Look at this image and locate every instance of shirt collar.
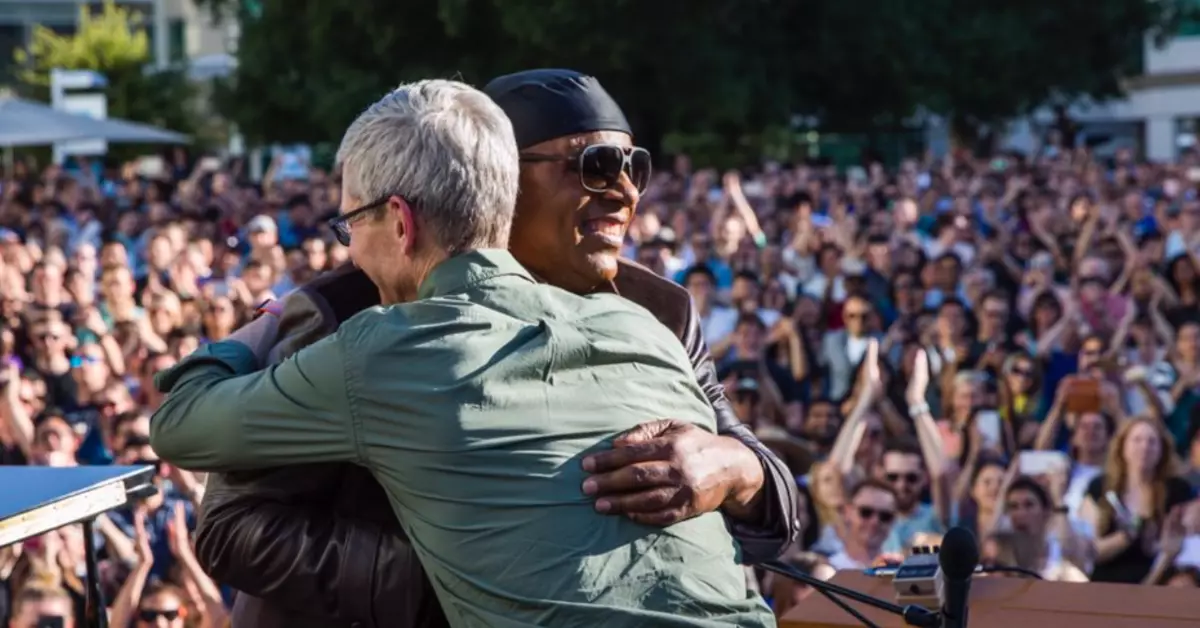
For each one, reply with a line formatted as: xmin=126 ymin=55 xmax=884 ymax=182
xmin=416 ymin=249 xmax=535 ymax=299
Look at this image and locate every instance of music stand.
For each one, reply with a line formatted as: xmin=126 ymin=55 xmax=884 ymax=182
xmin=0 ymin=465 xmax=156 ymax=628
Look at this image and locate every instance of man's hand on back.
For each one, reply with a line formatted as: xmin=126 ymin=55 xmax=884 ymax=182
xmin=580 ymin=419 xmax=765 ymax=526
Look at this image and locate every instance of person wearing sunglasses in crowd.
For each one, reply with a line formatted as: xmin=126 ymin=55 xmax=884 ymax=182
xmin=828 ymin=479 xmax=900 ymax=570
xmin=182 ymin=72 xmax=796 ymax=628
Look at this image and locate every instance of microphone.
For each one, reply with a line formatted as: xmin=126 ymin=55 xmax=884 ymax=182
xmin=938 ymin=526 xmax=980 ymax=628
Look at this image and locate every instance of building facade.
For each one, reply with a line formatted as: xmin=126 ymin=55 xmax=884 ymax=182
xmin=0 ymin=0 xmax=233 ymax=83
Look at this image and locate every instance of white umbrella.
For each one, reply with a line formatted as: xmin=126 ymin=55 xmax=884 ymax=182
xmin=0 ymin=96 xmax=189 ymax=147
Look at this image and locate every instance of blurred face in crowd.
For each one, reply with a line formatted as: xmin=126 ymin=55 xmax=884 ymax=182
xmin=100 ymin=266 xmax=135 ymax=304
xmin=135 ymin=588 xmax=186 ymax=628
xmin=65 ymin=269 xmax=94 ymax=306
xmin=302 ymin=237 xmax=328 ymax=271
xmin=32 ymin=414 xmax=78 ymax=467
xmin=1077 ymin=337 xmax=1105 ymax=373
xmin=1031 ymin=297 xmax=1061 ymax=334
xmin=844 ymin=485 xmax=896 ymax=552
xmin=716 ymin=216 xmax=745 ymax=256
xmin=970 ymin=462 xmax=1005 ymax=513
xmin=1122 ymin=420 xmax=1163 ymax=475
xmin=933 ymin=256 xmax=960 ymax=289
xmin=842 ymin=295 xmax=871 ymax=337
xmin=100 ymin=241 xmax=129 ymax=268
xmin=30 ymin=319 xmax=69 ymax=360
xmin=1072 ymin=411 xmax=1111 ymax=459
xmin=72 ymin=342 xmax=109 ymax=395
xmin=9 ymin=590 xmax=75 ymax=628
xmin=952 ymin=378 xmax=983 ymax=424
xmin=684 ymin=271 xmax=717 ymax=309
xmin=1004 ymin=357 xmax=1036 ymax=395
xmin=1005 ymin=487 xmax=1047 ymax=535
xmin=936 ymin=302 xmax=966 ymax=341
xmin=241 ymin=262 xmax=274 ymax=296
xmin=978 ymin=295 xmax=1008 ymax=340
xmin=31 ymin=263 xmax=64 ymax=305
xmin=148 ymin=234 xmax=174 ymax=272
xmin=510 ymin=131 xmax=641 ymax=295
xmin=1177 ymin=322 xmax=1200 ymax=363
xmin=803 ymin=400 xmax=841 ymax=445
xmin=731 ymin=275 xmax=760 ymax=311
xmin=147 ymin=293 xmax=182 ymax=337
xmin=734 ymin=318 xmax=764 ymax=355
xmin=202 ymin=297 xmax=236 ymax=338
xmin=883 ymin=452 xmax=926 ymax=513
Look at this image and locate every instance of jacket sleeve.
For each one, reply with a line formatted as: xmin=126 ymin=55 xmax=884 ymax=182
xmin=682 ymin=299 xmax=800 ymax=562
xmin=191 ymin=272 xmax=408 ymax=627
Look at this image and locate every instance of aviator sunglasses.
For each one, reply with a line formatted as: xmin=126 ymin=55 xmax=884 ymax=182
xmin=520 ymin=144 xmax=652 ymax=194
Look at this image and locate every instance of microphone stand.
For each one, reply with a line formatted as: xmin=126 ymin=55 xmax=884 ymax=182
xmin=761 ymin=560 xmax=941 ymax=628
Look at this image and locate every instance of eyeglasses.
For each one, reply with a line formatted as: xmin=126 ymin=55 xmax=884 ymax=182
xmin=1010 ymin=368 xmax=1033 ymax=378
xmin=69 ymin=355 xmax=102 ymax=368
xmin=855 ymin=505 xmax=896 ymax=524
xmin=519 ymin=144 xmax=652 ymax=194
xmin=137 ymin=608 xmax=180 ymax=622
xmin=326 ymin=197 xmax=394 ymax=246
xmin=886 ymin=472 xmax=922 ymax=486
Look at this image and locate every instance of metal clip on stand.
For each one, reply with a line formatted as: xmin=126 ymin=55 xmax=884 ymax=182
xmin=0 ymin=466 xmax=157 ymax=628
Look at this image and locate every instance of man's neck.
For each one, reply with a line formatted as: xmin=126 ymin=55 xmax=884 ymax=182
xmin=380 ymin=250 xmax=450 ymax=305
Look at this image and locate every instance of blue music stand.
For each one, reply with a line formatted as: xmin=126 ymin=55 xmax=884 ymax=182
xmin=0 ymin=465 xmax=156 ymax=628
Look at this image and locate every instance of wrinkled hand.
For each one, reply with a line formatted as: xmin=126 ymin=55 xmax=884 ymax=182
xmin=580 ymin=419 xmax=763 ymax=526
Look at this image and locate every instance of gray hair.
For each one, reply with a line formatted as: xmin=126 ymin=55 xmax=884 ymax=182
xmin=336 ymin=79 xmax=519 ymax=253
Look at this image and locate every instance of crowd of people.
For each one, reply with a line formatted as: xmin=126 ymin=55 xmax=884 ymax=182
xmin=2 ymin=137 xmax=1200 ymax=626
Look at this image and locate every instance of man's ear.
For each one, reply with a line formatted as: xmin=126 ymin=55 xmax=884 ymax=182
xmin=391 ymin=195 xmax=418 ymax=254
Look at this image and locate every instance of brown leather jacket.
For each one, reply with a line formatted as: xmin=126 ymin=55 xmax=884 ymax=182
xmin=194 ymin=260 xmax=799 ymax=628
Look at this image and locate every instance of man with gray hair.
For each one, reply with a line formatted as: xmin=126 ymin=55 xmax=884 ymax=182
xmin=150 ymin=79 xmax=775 ymax=626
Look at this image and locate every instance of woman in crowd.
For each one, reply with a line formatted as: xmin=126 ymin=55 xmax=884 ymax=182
xmin=1081 ymin=418 xmax=1193 ymax=583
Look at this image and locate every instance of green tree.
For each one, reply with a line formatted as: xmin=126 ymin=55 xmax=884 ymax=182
xmin=14 ymin=0 xmax=199 ymax=136
xmin=204 ymin=0 xmax=803 ymax=156
xmin=911 ymin=0 xmax=1194 ymax=144
xmin=200 ymin=0 xmax=1194 ymax=158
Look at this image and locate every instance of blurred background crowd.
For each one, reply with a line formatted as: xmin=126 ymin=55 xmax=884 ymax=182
xmin=7 ymin=0 xmax=1200 ymax=627
xmin=6 ymin=139 xmax=1200 ymax=626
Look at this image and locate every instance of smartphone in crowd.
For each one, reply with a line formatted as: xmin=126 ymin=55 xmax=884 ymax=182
xmin=974 ymin=409 xmax=1002 ymax=449
xmin=1018 ymin=451 xmax=1069 ymax=477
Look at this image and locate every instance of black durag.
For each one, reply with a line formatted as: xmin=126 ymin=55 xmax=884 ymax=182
xmin=483 ymin=69 xmax=632 ymax=149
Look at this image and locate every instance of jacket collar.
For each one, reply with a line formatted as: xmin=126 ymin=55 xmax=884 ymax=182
xmin=416 ymin=249 xmax=535 ymax=299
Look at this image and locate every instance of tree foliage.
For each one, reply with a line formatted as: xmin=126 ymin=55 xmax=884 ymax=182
xmin=199 ymin=0 xmax=1196 ymax=153
xmin=13 ymin=0 xmax=199 ymax=135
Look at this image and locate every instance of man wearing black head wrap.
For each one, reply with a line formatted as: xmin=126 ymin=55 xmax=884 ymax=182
xmin=193 ymin=69 xmax=796 ymax=628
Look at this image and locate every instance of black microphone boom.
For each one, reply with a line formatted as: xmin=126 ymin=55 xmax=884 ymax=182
xmin=938 ymin=526 xmax=980 ymax=628
xmin=760 ymin=560 xmax=940 ymax=628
